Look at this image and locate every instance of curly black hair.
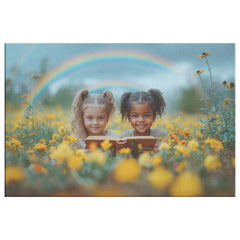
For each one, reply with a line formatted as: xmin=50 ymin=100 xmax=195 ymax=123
xmin=120 ymin=89 xmax=166 ymax=121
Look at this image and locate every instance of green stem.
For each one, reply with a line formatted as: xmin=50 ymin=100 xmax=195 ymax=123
xmin=204 ymin=56 xmax=213 ymax=87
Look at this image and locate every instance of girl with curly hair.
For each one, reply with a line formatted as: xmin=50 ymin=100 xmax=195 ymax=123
xmin=71 ymin=89 xmax=118 ymax=148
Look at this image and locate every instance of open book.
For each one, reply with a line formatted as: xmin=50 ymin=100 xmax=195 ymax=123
xmin=85 ymin=135 xmax=157 ymax=153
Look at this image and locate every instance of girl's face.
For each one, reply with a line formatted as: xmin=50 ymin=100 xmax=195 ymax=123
xmin=83 ymin=106 xmax=109 ymax=136
xmin=128 ymin=102 xmax=156 ymax=136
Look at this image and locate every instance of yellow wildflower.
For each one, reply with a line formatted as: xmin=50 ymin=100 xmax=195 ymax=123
xmin=89 ymin=142 xmax=98 ymax=151
xmin=50 ymin=143 xmax=73 ymax=163
xmin=147 ymin=166 xmax=174 ymax=190
xmin=159 ymin=142 xmax=170 ymax=151
xmin=199 ymin=51 xmax=210 ymax=58
xmin=204 ymin=137 xmax=223 ymax=152
xmin=100 ymin=139 xmax=112 ymax=150
xmin=187 ymin=139 xmax=199 ymax=152
xmin=176 ymin=116 xmax=182 ymax=122
xmin=204 ymin=155 xmax=222 ymax=171
xmin=21 ymin=94 xmax=28 ymax=98
xmin=58 ymin=126 xmax=65 ymax=134
xmin=225 ymin=97 xmax=231 ymax=102
xmin=28 ymin=150 xmax=36 ymax=163
xmin=232 ymin=157 xmax=235 ymax=167
xmin=226 ymin=83 xmax=230 ymax=88
xmin=46 ymin=113 xmax=56 ymax=120
xmin=175 ymin=161 xmax=186 ymax=173
xmin=139 ymin=152 xmax=152 ymax=167
xmin=5 ymin=165 xmax=25 ymax=185
xmin=169 ymin=171 xmax=203 ymax=196
xmin=57 ymin=121 xmax=65 ymax=128
xmin=196 ymin=131 xmax=203 ymax=139
xmin=194 ymin=69 xmax=204 ymax=75
xmin=63 ymin=135 xmax=78 ymax=144
xmin=33 ymin=163 xmax=48 ymax=174
xmin=87 ymin=149 xmax=107 ymax=165
xmin=113 ymin=158 xmax=141 ymax=183
xmin=67 ymin=155 xmax=83 ymax=170
xmin=174 ymin=145 xmax=190 ymax=157
xmin=152 ymin=155 xmax=162 ymax=167
xmin=6 ymin=138 xmax=22 ymax=151
xmin=75 ymin=149 xmax=87 ymax=161
xmin=230 ymin=82 xmax=235 ymax=90
xmin=118 ymin=147 xmax=131 ymax=154
xmin=33 ymin=142 xmax=48 ymax=152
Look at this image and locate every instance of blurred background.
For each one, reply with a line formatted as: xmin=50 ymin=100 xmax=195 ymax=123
xmin=5 ymin=43 xmax=235 ymax=114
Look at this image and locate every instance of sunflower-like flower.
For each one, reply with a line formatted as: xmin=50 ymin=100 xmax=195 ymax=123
xmin=222 ymin=81 xmax=227 ymax=86
xmin=199 ymin=51 xmax=210 ymax=58
xmin=193 ymin=69 xmax=204 ymax=76
xmin=230 ymin=82 xmax=235 ymax=90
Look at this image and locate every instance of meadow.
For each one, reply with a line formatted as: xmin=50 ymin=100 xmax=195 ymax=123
xmin=5 ymin=51 xmax=235 ymax=196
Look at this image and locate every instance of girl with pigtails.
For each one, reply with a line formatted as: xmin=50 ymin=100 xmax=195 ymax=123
xmin=70 ymin=89 xmax=119 ymax=148
xmin=120 ymin=89 xmax=168 ymax=148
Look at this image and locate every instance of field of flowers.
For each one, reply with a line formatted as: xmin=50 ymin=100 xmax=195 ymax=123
xmin=5 ymin=52 xmax=235 ymax=196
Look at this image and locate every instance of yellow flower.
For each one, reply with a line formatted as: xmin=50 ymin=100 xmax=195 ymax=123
xmin=63 ymin=135 xmax=78 ymax=144
xmin=230 ymin=82 xmax=235 ymax=90
xmin=232 ymin=157 xmax=235 ymax=167
xmin=33 ymin=163 xmax=48 ymax=174
xmin=176 ymin=116 xmax=182 ymax=122
xmin=225 ymin=97 xmax=231 ymax=102
xmin=138 ymin=152 xmax=152 ymax=167
xmin=196 ymin=131 xmax=203 ymax=139
xmin=118 ymin=147 xmax=131 ymax=154
xmin=100 ymin=139 xmax=112 ymax=150
xmin=169 ymin=171 xmax=203 ymax=196
xmin=174 ymin=145 xmax=190 ymax=157
xmin=187 ymin=139 xmax=199 ymax=152
xmin=6 ymin=138 xmax=22 ymax=151
xmin=199 ymin=51 xmax=210 ymax=58
xmin=175 ymin=161 xmax=186 ymax=173
xmin=152 ymin=155 xmax=162 ymax=167
xmin=21 ymin=94 xmax=28 ymax=98
xmin=113 ymin=158 xmax=141 ymax=183
xmin=147 ymin=166 xmax=174 ymax=190
xmin=28 ymin=150 xmax=36 ymax=163
xmin=138 ymin=144 xmax=142 ymax=150
xmin=204 ymin=137 xmax=223 ymax=152
xmin=222 ymin=81 xmax=227 ymax=86
xmin=67 ymin=155 xmax=83 ymax=170
xmin=46 ymin=113 xmax=56 ymax=120
xmin=89 ymin=142 xmax=98 ymax=151
xmin=33 ymin=142 xmax=48 ymax=151
xmin=50 ymin=143 xmax=73 ymax=163
xmin=87 ymin=149 xmax=107 ymax=165
xmin=204 ymin=155 xmax=222 ymax=171
xmin=58 ymin=126 xmax=65 ymax=134
xmin=75 ymin=149 xmax=87 ymax=161
xmin=159 ymin=142 xmax=170 ymax=151
xmin=5 ymin=165 xmax=25 ymax=185
xmin=194 ymin=69 xmax=204 ymax=75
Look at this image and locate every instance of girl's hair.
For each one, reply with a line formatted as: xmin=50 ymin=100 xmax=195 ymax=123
xmin=71 ymin=89 xmax=115 ymax=139
xmin=120 ymin=89 xmax=166 ymax=120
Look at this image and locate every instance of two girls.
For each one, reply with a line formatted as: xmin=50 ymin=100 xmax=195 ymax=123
xmin=71 ymin=88 xmax=168 ymax=148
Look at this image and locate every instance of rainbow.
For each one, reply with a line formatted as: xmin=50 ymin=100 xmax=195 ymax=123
xmin=88 ymin=79 xmax=146 ymax=94
xmin=28 ymin=49 xmax=175 ymax=105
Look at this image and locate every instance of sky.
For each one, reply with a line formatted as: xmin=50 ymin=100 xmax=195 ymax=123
xmin=5 ymin=43 xmax=235 ymax=103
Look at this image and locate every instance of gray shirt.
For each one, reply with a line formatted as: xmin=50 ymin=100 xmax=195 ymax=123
xmin=120 ymin=128 xmax=168 ymax=147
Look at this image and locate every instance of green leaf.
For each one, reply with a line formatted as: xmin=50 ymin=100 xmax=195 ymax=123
xmin=200 ymin=118 xmax=208 ymax=124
